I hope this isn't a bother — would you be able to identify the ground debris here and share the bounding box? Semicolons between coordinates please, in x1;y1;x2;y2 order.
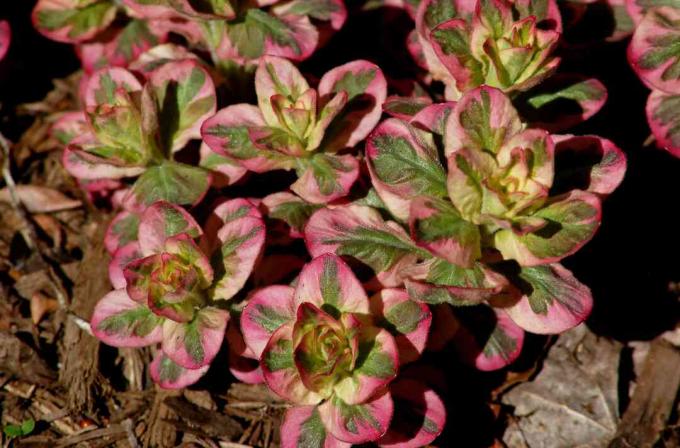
609;339;680;448
502;324;622;448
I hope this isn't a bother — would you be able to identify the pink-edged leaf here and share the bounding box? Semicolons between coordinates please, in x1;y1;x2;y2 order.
410;101;457;136
292;153;360;204
229;350;266;384
32;0;117;44
262;192;321;238
242;285;296;359
305;204;422;287
407;29;428;70
164;0;236;19
377;378;446;447
646;89;680;158
62;144;146;180
452;306;525;370
104;210;139;254
273;0;347;32
0;21;10;61
503;263;593;334
366;118;448;221
625;0;680;26
261;322;323;405
51;112;89;145
370;289;432;365
109;242;142;289
261;12;319;61
318;390;394;444
162;306;229;369
519;75;608;132
405;257;509;304
208;199;266;301
148;59;216;152
494;190;602;266
317;60;388;151
128;43;200;76
334;325;399;405
137;201;202;256
217;11;318;62
281;406;351;448
293;254;369;315
629;7;680;93
91;289;164;348
514;0;563;31
414;0;475;94
76;20;167;74
553;135;627;195
199;142;248;187
122;0;178;19
409;196;481;268
226;323;265;384
255;56;310;127
201;104;295;172
83;67;143;108
429;18;483;93
150;352;209;389
446;85;522;157
383;96;432;121
105;210;141;254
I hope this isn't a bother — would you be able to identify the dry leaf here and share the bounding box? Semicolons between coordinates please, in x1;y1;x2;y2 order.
30;292;59;324
0;185;81;213
502;324;622;448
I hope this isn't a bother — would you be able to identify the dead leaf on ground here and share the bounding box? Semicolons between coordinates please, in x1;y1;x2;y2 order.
502;324;622;448
0;185;81;213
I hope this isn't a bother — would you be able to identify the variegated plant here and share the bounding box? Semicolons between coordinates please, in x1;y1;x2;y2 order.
305;86;626;370
201;56;387;204
628;5;680;157
122;0;346;64
0;20;10;62
406;0;609;132
92;200;265;388
32;0;172;74
62;60;218;209
240;254;444;446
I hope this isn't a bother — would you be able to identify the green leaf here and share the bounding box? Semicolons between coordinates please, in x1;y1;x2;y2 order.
268;200;321;233
131;161;210;206
97;306;163;338
371;134;448;197
37;1;115;39
3;419;35;438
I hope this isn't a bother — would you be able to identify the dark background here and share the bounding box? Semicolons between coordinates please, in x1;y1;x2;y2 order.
1;1;679;446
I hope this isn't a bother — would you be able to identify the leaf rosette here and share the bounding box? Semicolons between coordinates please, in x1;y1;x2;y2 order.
123;0;347;63
61;60;218;208
628;6;680;157
305;87;626;368
414;0;561;98
202;56;387;204
91;200;265;388
241;254;443;446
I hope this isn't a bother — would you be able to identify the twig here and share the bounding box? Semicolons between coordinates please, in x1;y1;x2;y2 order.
55;425;126;447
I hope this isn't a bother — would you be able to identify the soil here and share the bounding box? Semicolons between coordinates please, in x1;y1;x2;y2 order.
0;1;679;447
